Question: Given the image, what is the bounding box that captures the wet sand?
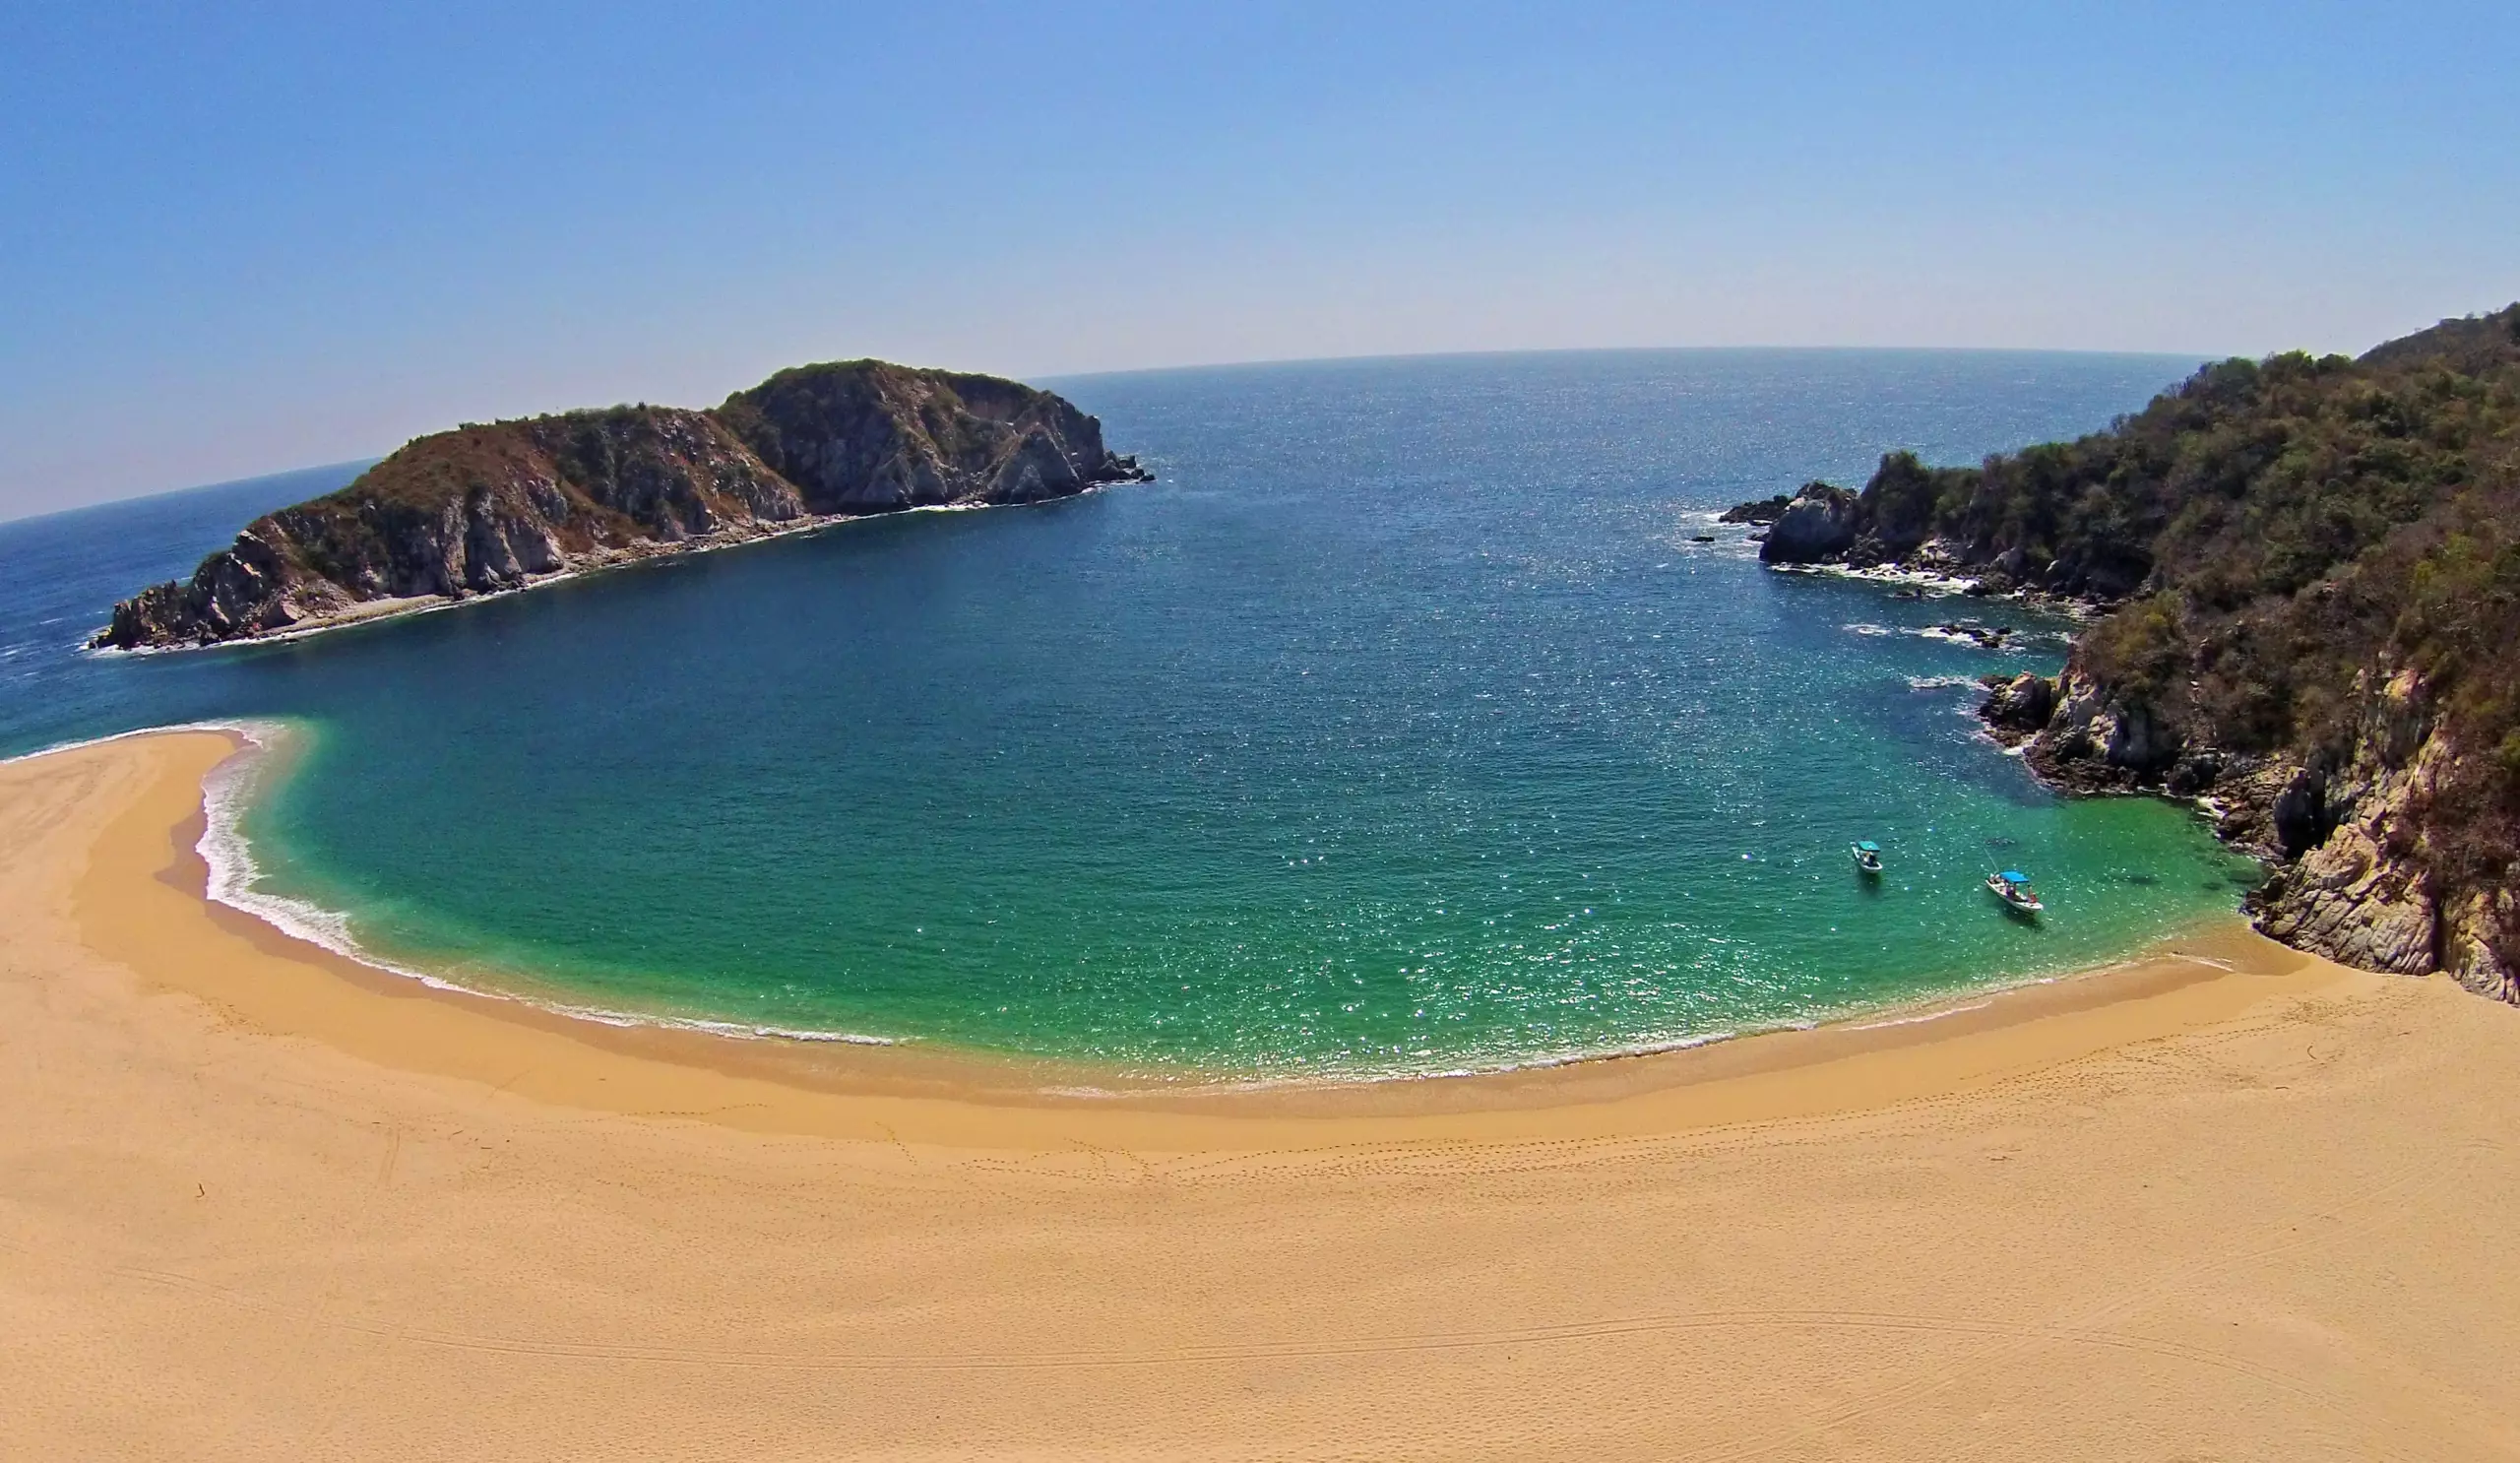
[7,730,2519,1459]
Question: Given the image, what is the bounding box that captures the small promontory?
[94,361,1149,650]
[1730,304,2520,1004]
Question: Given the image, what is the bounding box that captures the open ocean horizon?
[0,348,2261,1080]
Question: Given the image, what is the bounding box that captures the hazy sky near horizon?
[4,2,2516,517]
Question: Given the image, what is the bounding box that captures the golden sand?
[6,730,2519,1459]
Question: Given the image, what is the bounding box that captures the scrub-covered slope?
[1745,305,2520,999]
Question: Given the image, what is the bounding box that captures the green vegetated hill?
[95,361,1147,650]
[1748,305,2520,999]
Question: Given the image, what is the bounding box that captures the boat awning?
[1857,841,1880,852]
[1999,870,2029,883]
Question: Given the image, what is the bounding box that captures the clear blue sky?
[3,1,2515,516]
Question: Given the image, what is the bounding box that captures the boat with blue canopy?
[1985,868,2044,914]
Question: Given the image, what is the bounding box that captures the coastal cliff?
[1741,305,2520,1002]
[94,361,1148,650]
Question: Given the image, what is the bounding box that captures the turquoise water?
[1,350,2256,1078]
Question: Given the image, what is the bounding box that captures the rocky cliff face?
[94,362,1149,649]
[1729,304,2520,1006]
[717,364,1126,511]
[1979,661,2516,1003]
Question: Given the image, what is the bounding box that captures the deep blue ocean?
[0,350,2260,1079]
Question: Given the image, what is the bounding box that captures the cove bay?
[1,349,2255,1079]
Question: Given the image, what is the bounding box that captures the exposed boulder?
[1718,494,1792,525]
[2019,662,2185,790]
[1757,482,1862,564]
[1977,671,2055,742]
[2164,750,2225,796]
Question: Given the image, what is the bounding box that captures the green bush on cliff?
[1830,305,2520,926]
[2081,593,2187,708]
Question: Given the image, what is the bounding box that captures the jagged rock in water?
[1978,671,2055,740]
[2020,662,2184,790]
[1756,482,1861,564]
[94,362,1151,650]
[1717,494,1792,525]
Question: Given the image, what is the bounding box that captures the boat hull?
[1984,879,2043,916]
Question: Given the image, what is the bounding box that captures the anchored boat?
[1851,840,1883,874]
[1985,869,2044,915]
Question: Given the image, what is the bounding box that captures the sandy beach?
[6,729,2519,1459]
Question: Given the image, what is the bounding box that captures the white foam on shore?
[83,589,514,659]
[1845,999,1994,1032]
[1039,1029,1782,1097]
[1773,561,1983,595]
[1,718,284,767]
[170,723,905,1048]
[18,720,2218,1091]
[1771,559,2110,624]
[1846,622,2054,653]
[176,718,2103,1085]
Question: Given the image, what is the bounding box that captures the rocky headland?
[1733,305,2520,1003]
[94,361,1149,650]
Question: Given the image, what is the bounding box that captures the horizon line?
[9,341,2251,527]
[1036,340,2216,385]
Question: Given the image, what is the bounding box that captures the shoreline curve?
[52,727,2367,1142]
[13,721,2520,1457]
[167,718,2279,1091]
